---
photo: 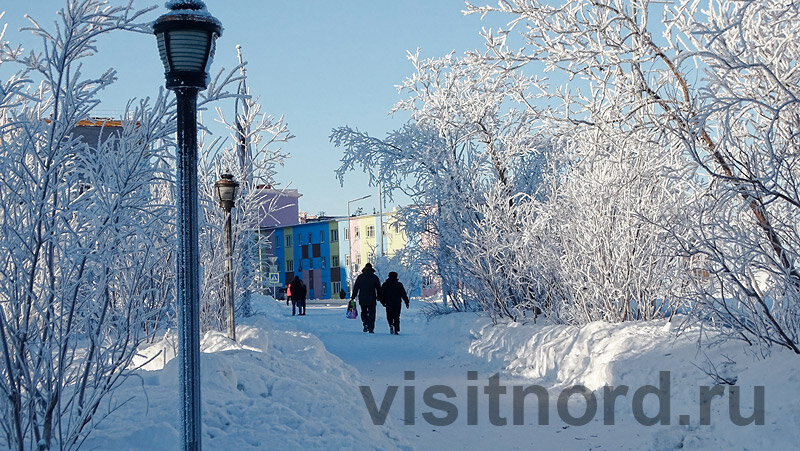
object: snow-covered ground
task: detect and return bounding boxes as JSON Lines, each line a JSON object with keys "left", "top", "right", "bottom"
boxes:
{"left": 83, "top": 295, "right": 799, "bottom": 450}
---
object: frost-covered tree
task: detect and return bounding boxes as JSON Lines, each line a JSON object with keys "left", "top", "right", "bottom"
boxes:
{"left": 333, "top": 51, "right": 545, "bottom": 312}
{"left": 333, "top": 37, "right": 691, "bottom": 324}
{"left": 0, "top": 3, "right": 165, "bottom": 448}
{"left": 536, "top": 129, "right": 694, "bottom": 324}
{"left": 197, "top": 55, "right": 292, "bottom": 333}
{"left": 669, "top": 1, "right": 800, "bottom": 353}
{"left": 466, "top": 0, "right": 800, "bottom": 351}
{"left": 0, "top": 1, "right": 247, "bottom": 448}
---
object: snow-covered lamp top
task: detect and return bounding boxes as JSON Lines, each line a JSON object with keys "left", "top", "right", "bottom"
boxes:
{"left": 153, "top": 0, "right": 222, "bottom": 90}
{"left": 165, "top": 0, "right": 206, "bottom": 9}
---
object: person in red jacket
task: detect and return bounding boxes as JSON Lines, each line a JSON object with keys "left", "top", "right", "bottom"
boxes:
{"left": 380, "top": 271, "right": 409, "bottom": 335}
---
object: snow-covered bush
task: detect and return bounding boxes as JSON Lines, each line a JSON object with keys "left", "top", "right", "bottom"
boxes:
{"left": 464, "top": 0, "right": 800, "bottom": 351}
{"left": 0, "top": 3, "right": 171, "bottom": 448}
{"left": 0, "top": 1, "right": 263, "bottom": 447}
{"left": 333, "top": 52, "right": 542, "bottom": 313}
{"left": 333, "top": 45, "right": 691, "bottom": 325}
{"left": 539, "top": 131, "right": 694, "bottom": 324}
{"left": 197, "top": 61, "right": 292, "bottom": 333}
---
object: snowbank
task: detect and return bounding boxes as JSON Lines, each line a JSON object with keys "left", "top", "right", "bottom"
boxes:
{"left": 76, "top": 296, "right": 799, "bottom": 450}
{"left": 466, "top": 316, "right": 800, "bottom": 450}
{"left": 84, "top": 295, "right": 406, "bottom": 450}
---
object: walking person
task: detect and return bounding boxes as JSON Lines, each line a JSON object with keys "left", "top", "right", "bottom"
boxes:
{"left": 290, "top": 275, "right": 307, "bottom": 316}
{"left": 381, "top": 272, "right": 409, "bottom": 335}
{"left": 298, "top": 278, "right": 307, "bottom": 315}
{"left": 351, "top": 263, "right": 381, "bottom": 333}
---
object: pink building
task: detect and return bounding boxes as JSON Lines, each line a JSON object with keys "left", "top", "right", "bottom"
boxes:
{"left": 253, "top": 186, "right": 301, "bottom": 228}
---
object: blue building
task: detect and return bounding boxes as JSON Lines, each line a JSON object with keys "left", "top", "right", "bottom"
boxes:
{"left": 265, "top": 218, "right": 346, "bottom": 299}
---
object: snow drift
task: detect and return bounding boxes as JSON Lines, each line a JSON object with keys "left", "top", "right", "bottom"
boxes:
{"left": 83, "top": 296, "right": 406, "bottom": 450}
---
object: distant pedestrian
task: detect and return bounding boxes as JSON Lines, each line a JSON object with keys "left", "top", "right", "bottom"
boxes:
{"left": 351, "top": 263, "right": 381, "bottom": 333}
{"left": 380, "top": 272, "right": 409, "bottom": 335}
{"left": 286, "top": 283, "right": 292, "bottom": 306}
{"left": 298, "top": 278, "right": 307, "bottom": 315}
{"left": 290, "top": 275, "right": 307, "bottom": 316}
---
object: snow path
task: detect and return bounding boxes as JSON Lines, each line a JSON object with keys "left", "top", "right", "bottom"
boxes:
{"left": 290, "top": 301, "right": 643, "bottom": 450}
{"left": 78, "top": 296, "right": 796, "bottom": 450}
{"left": 286, "top": 299, "right": 799, "bottom": 450}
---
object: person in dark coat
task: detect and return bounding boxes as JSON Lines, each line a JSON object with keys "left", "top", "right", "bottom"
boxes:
{"left": 380, "top": 271, "right": 409, "bottom": 335}
{"left": 351, "top": 263, "right": 381, "bottom": 333}
{"left": 290, "top": 275, "right": 307, "bottom": 316}
{"left": 298, "top": 279, "right": 307, "bottom": 315}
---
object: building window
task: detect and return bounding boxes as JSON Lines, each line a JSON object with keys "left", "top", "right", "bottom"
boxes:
{"left": 320, "top": 231, "right": 325, "bottom": 243}
{"left": 286, "top": 259, "right": 294, "bottom": 272}
{"left": 356, "top": 254, "right": 361, "bottom": 267}
{"left": 323, "top": 283, "right": 328, "bottom": 297}
{"left": 354, "top": 226, "right": 360, "bottom": 239}
{"left": 332, "top": 282, "right": 341, "bottom": 296}
{"left": 285, "top": 234, "right": 292, "bottom": 247}
{"left": 368, "top": 251, "right": 374, "bottom": 261}
{"left": 275, "top": 234, "right": 280, "bottom": 249}
{"left": 366, "top": 225, "right": 375, "bottom": 238}
{"left": 298, "top": 233, "right": 302, "bottom": 245}
{"left": 308, "top": 232, "right": 312, "bottom": 244}
{"left": 322, "top": 257, "right": 326, "bottom": 269}
{"left": 344, "top": 228, "right": 350, "bottom": 241}
{"left": 345, "top": 254, "right": 350, "bottom": 267}
{"left": 332, "top": 255, "right": 339, "bottom": 267}
{"left": 331, "top": 229, "right": 339, "bottom": 242}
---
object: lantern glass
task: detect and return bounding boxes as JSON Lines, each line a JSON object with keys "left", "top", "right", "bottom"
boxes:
{"left": 170, "top": 30, "right": 211, "bottom": 71}
{"left": 153, "top": 10, "right": 221, "bottom": 90}
{"left": 156, "top": 32, "right": 170, "bottom": 71}
{"left": 217, "top": 184, "right": 237, "bottom": 203}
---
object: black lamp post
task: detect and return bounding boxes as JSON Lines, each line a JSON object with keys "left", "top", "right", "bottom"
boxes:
{"left": 215, "top": 173, "right": 239, "bottom": 341}
{"left": 153, "top": 1, "right": 221, "bottom": 450}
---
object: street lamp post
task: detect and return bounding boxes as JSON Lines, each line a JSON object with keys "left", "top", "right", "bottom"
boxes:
{"left": 153, "top": 2, "right": 221, "bottom": 450}
{"left": 347, "top": 194, "right": 372, "bottom": 219}
{"left": 215, "top": 173, "right": 239, "bottom": 341}
{"left": 346, "top": 195, "right": 371, "bottom": 291}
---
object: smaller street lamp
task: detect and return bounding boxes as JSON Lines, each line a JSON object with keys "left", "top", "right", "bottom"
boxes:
{"left": 215, "top": 173, "right": 239, "bottom": 341}
{"left": 215, "top": 172, "right": 239, "bottom": 211}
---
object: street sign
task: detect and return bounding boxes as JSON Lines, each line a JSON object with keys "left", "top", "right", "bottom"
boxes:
{"left": 268, "top": 272, "right": 280, "bottom": 286}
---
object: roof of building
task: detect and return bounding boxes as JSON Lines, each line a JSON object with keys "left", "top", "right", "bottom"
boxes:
{"left": 260, "top": 211, "right": 399, "bottom": 231}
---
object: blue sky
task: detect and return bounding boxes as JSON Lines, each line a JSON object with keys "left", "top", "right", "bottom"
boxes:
{"left": 1, "top": 1, "right": 503, "bottom": 215}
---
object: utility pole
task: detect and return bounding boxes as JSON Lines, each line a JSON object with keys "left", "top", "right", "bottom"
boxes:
{"left": 234, "top": 44, "right": 253, "bottom": 313}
